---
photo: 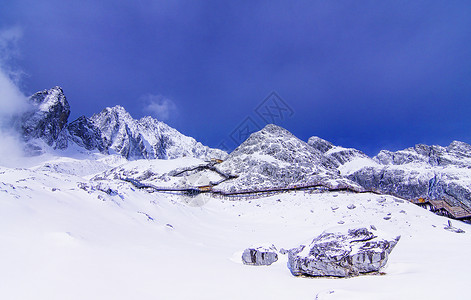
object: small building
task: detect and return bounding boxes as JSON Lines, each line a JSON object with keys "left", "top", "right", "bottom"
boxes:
{"left": 198, "top": 185, "right": 213, "bottom": 192}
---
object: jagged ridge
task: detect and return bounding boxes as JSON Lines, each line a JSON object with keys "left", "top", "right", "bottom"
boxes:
{"left": 20, "top": 87, "right": 227, "bottom": 160}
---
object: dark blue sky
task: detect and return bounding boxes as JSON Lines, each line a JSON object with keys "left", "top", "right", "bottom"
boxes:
{"left": 1, "top": 0, "right": 470, "bottom": 155}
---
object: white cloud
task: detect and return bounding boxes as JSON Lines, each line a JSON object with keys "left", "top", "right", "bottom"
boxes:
{"left": 141, "top": 94, "right": 178, "bottom": 121}
{"left": 0, "top": 26, "right": 27, "bottom": 119}
{"left": 0, "top": 27, "right": 29, "bottom": 167}
{"left": 0, "top": 26, "right": 22, "bottom": 62}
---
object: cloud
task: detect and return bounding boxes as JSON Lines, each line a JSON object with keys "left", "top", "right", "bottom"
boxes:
{"left": 0, "top": 26, "right": 27, "bottom": 119}
{"left": 0, "top": 27, "right": 29, "bottom": 167}
{"left": 0, "top": 27, "right": 22, "bottom": 61}
{"left": 141, "top": 94, "right": 178, "bottom": 122}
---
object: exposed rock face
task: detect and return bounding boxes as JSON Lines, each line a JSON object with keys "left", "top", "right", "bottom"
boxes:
{"left": 288, "top": 228, "right": 400, "bottom": 277}
{"left": 67, "top": 116, "right": 107, "bottom": 152}
{"left": 307, "top": 136, "right": 471, "bottom": 210}
{"left": 21, "top": 87, "right": 70, "bottom": 148}
{"left": 215, "top": 125, "right": 360, "bottom": 192}
{"left": 242, "top": 245, "right": 278, "bottom": 266}
{"left": 347, "top": 142, "right": 471, "bottom": 208}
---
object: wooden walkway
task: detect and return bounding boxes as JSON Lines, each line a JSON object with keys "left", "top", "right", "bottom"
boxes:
{"left": 410, "top": 198, "right": 471, "bottom": 220}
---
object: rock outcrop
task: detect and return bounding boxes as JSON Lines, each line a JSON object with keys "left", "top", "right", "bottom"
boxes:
{"left": 242, "top": 245, "right": 278, "bottom": 266}
{"left": 21, "top": 86, "right": 70, "bottom": 149}
{"left": 307, "top": 136, "right": 471, "bottom": 210}
{"left": 67, "top": 116, "right": 107, "bottom": 152}
{"left": 347, "top": 142, "right": 471, "bottom": 208}
{"left": 288, "top": 228, "right": 400, "bottom": 277}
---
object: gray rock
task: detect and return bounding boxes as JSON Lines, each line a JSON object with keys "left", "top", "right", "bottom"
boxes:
{"left": 242, "top": 245, "right": 278, "bottom": 266}
{"left": 67, "top": 116, "right": 107, "bottom": 152}
{"left": 21, "top": 86, "right": 70, "bottom": 148}
{"left": 288, "top": 228, "right": 400, "bottom": 277}
{"left": 444, "top": 220, "right": 465, "bottom": 233}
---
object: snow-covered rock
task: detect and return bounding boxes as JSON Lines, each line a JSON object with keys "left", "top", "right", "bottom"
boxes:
{"left": 21, "top": 86, "right": 70, "bottom": 149}
{"left": 307, "top": 136, "right": 471, "bottom": 210}
{"left": 67, "top": 116, "right": 107, "bottom": 152}
{"left": 242, "top": 244, "right": 278, "bottom": 266}
{"left": 374, "top": 141, "right": 471, "bottom": 167}
{"left": 348, "top": 141, "right": 471, "bottom": 208}
{"left": 288, "top": 227, "right": 400, "bottom": 277}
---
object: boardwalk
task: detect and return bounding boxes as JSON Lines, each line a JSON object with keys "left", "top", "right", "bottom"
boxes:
{"left": 411, "top": 198, "right": 471, "bottom": 220}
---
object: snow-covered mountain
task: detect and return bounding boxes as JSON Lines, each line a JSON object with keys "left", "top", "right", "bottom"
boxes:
{"left": 74, "top": 105, "right": 227, "bottom": 160}
{"left": 17, "top": 87, "right": 471, "bottom": 210}
{"left": 347, "top": 141, "right": 471, "bottom": 208}
{"left": 306, "top": 137, "right": 471, "bottom": 209}
{"left": 214, "top": 125, "right": 360, "bottom": 192}
{"left": 3, "top": 87, "right": 471, "bottom": 299}
{"left": 20, "top": 86, "right": 70, "bottom": 153}
{"left": 19, "top": 87, "right": 227, "bottom": 160}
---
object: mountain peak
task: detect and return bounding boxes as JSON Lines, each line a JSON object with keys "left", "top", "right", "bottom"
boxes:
{"left": 259, "top": 123, "right": 291, "bottom": 135}
{"left": 22, "top": 86, "right": 70, "bottom": 147}
{"left": 98, "top": 105, "right": 133, "bottom": 119}
{"left": 215, "top": 124, "right": 351, "bottom": 192}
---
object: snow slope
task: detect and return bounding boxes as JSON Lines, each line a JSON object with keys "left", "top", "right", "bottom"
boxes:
{"left": 1, "top": 157, "right": 471, "bottom": 300}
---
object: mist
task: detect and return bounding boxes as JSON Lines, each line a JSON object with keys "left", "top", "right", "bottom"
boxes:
{"left": 0, "top": 27, "right": 29, "bottom": 168}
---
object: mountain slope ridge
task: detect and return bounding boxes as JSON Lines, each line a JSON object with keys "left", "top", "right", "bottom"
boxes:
{"left": 19, "top": 87, "right": 227, "bottom": 160}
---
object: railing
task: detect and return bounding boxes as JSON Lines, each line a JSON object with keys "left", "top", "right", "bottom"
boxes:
{"left": 411, "top": 198, "right": 471, "bottom": 219}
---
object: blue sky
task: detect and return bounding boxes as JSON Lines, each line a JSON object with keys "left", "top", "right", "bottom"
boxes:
{"left": 1, "top": 0, "right": 470, "bottom": 155}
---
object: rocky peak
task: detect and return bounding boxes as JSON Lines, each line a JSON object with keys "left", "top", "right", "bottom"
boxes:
{"left": 21, "top": 86, "right": 70, "bottom": 146}
{"left": 447, "top": 141, "right": 471, "bottom": 158}
{"left": 230, "top": 124, "right": 330, "bottom": 166}
{"left": 215, "top": 124, "right": 357, "bottom": 192}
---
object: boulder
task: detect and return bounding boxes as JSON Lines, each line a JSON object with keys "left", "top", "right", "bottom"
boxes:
{"left": 242, "top": 244, "right": 278, "bottom": 266}
{"left": 288, "top": 228, "right": 400, "bottom": 277}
